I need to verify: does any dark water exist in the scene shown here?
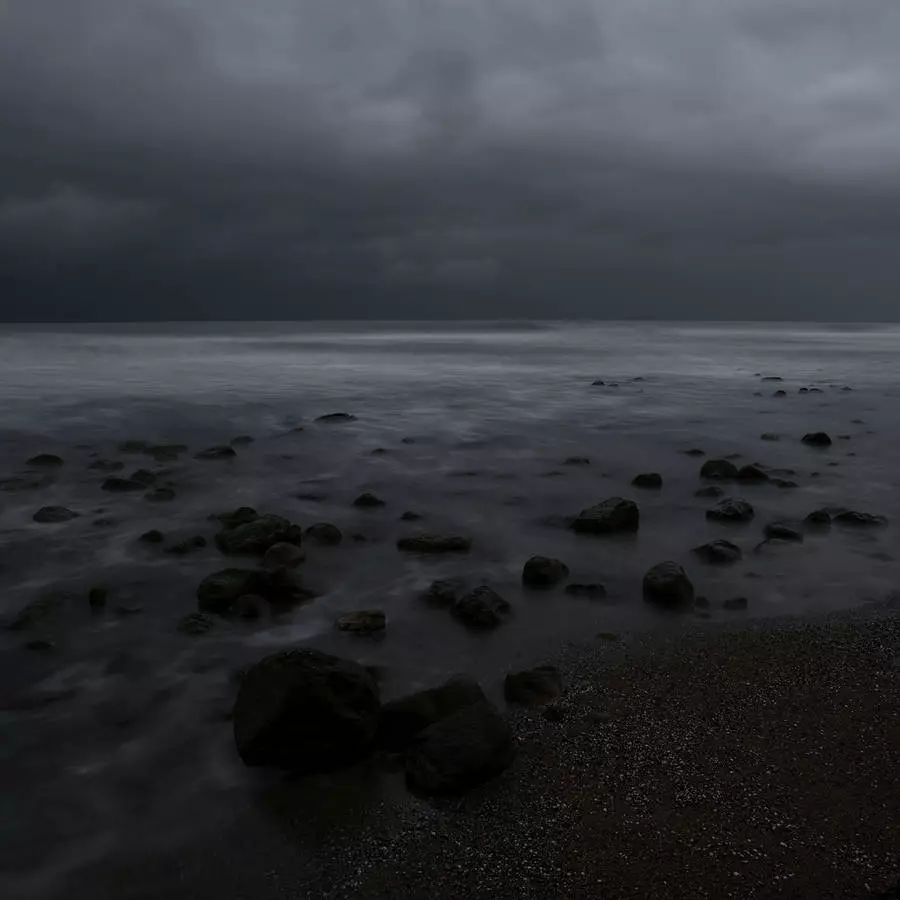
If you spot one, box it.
[0,321,897,896]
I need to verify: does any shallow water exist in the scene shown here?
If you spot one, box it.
[0,321,897,896]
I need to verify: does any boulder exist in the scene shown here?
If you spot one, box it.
[632,472,663,489]
[564,583,608,598]
[379,677,486,750]
[802,432,832,447]
[397,534,472,553]
[195,445,237,460]
[33,506,79,524]
[145,487,176,503]
[570,497,639,534]
[833,510,887,527]
[305,522,343,545]
[89,459,124,472]
[353,491,385,508]
[262,541,305,571]
[403,701,515,795]
[215,514,303,556]
[210,507,259,529]
[706,498,755,523]
[642,562,694,609]
[451,586,510,628]
[723,596,749,611]
[695,485,725,498]
[700,459,739,480]
[522,556,569,586]
[420,579,464,607]
[503,665,562,707]
[736,465,768,482]
[693,539,742,563]
[233,649,380,770]
[26,454,64,468]
[336,610,386,635]
[316,412,357,423]
[764,522,804,542]
[101,477,146,493]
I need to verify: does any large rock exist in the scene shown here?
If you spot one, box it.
[397,534,472,553]
[503,666,562,707]
[693,539,742,563]
[33,506,79,523]
[215,514,303,556]
[233,650,380,770]
[700,459,739,480]
[643,561,694,609]
[522,556,569,586]
[451,586,510,628]
[403,700,515,795]
[570,497,639,534]
[379,677,486,750]
[631,472,662,489]
[802,432,832,447]
[706,498,755,522]
[336,610,386,635]
[305,522,343,545]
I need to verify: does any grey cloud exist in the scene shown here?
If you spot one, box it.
[2,1,900,320]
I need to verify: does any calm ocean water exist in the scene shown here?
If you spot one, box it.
[1,320,898,896]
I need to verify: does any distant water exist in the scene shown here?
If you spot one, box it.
[1,321,898,898]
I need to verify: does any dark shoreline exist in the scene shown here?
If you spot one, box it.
[51,603,900,900]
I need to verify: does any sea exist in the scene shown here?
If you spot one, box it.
[0,320,898,897]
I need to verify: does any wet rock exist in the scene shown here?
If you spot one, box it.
[178,612,215,635]
[233,649,380,770]
[336,610,386,635]
[693,539,742,564]
[451,586,510,628]
[230,435,255,446]
[503,665,562,707]
[400,510,422,521]
[89,458,124,472]
[5,591,71,630]
[379,677,486,751]
[397,534,472,553]
[723,596,748,611]
[101,477,146,493]
[27,453,64,468]
[215,514,303,556]
[195,445,237,460]
[760,433,780,442]
[33,506,79,523]
[316,412,357,423]
[420,579,464,607]
[145,487,176,503]
[130,469,157,486]
[139,529,165,544]
[353,491,385,508]
[522,555,569,587]
[833,510,887,527]
[683,448,706,457]
[706,498,755,523]
[764,522,804,542]
[700,458,739,480]
[165,535,207,556]
[736,464,768,482]
[305,522,343,545]
[570,497,640,534]
[802,432,832,447]
[262,541,305,571]
[564,583,608,599]
[210,507,259,529]
[642,561,694,609]
[234,594,268,620]
[631,472,662,489]
[404,700,515,796]
[564,456,591,466]
[695,485,725,499]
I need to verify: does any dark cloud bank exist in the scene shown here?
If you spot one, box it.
[2,0,900,321]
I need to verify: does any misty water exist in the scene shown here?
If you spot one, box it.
[1,321,898,896]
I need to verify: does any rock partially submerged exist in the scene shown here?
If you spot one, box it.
[215,514,303,556]
[631,472,662,489]
[570,497,639,534]
[805,509,832,527]
[210,507,258,529]
[833,510,887,527]
[195,445,237,460]
[522,556,569,586]
[404,700,515,796]
[165,535,206,556]
[144,487,176,503]
[723,596,749,611]
[736,465,768,482]
[196,568,313,614]
[802,432,832,447]
[178,612,215,635]
[305,522,343,545]
[33,506,79,524]
[695,485,725,499]
[643,562,694,609]
[706,498,755,523]
[262,542,305,571]
[693,539,742,564]
[89,458,124,472]
[451,586,510,628]
[336,610,386,635]
[700,459,739,480]
[101,477,146,493]
[397,534,472,553]
[316,412,357,423]
[233,649,380,770]
[420,579,464,607]
[564,583,608,599]
[353,491,385,508]
[5,591,72,630]
[139,529,165,544]
[27,454,64,469]
[503,666,562,707]
[764,522,804,542]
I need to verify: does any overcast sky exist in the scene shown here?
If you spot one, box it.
[2,0,900,321]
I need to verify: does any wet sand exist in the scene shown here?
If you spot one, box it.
[56,606,900,900]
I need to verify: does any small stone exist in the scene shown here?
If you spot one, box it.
[89,587,107,611]
[591,379,605,385]
[262,542,305,570]
[210,507,258,529]
[564,583,608,599]
[145,487,176,503]
[316,412,357,423]
[230,435,255,446]
[27,454,64,468]
[102,477,146,493]
[833,510,887,527]
[400,510,422,521]
[760,376,783,382]
[683,448,706,457]
[400,437,416,444]
[764,522,804,542]
[195,445,237,460]
[693,539,742,563]
[165,535,207,556]
[420,579,464,607]
[139,529,165,544]
[6,592,71,630]
[522,555,569,587]
[694,595,709,609]
[305,522,343,545]
[802,432,832,447]
[451,586,510,628]
[570,497,640,534]
[695,485,725,498]
[216,514,303,556]
[564,456,591,466]
[631,472,662,489]
[24,638,56,652]
[397,534,472,553]
[773,390,786,397]
[336,610,386,635]
[706,498,755,523]
[736,465,768,482]
[723,596,748,611]
[353,491,385,508]
[130,469,157,486]
[178,612,215,635]
[118,440,152,454]
[760,433,780,441]
[33,506,79,523]
[504,665,562,707]
[643,561,694,609]
[89,459,124,472]
[700,459,739,480]
[771,478,798,489]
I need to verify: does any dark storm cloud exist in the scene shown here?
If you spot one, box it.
[2,0,900,320]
